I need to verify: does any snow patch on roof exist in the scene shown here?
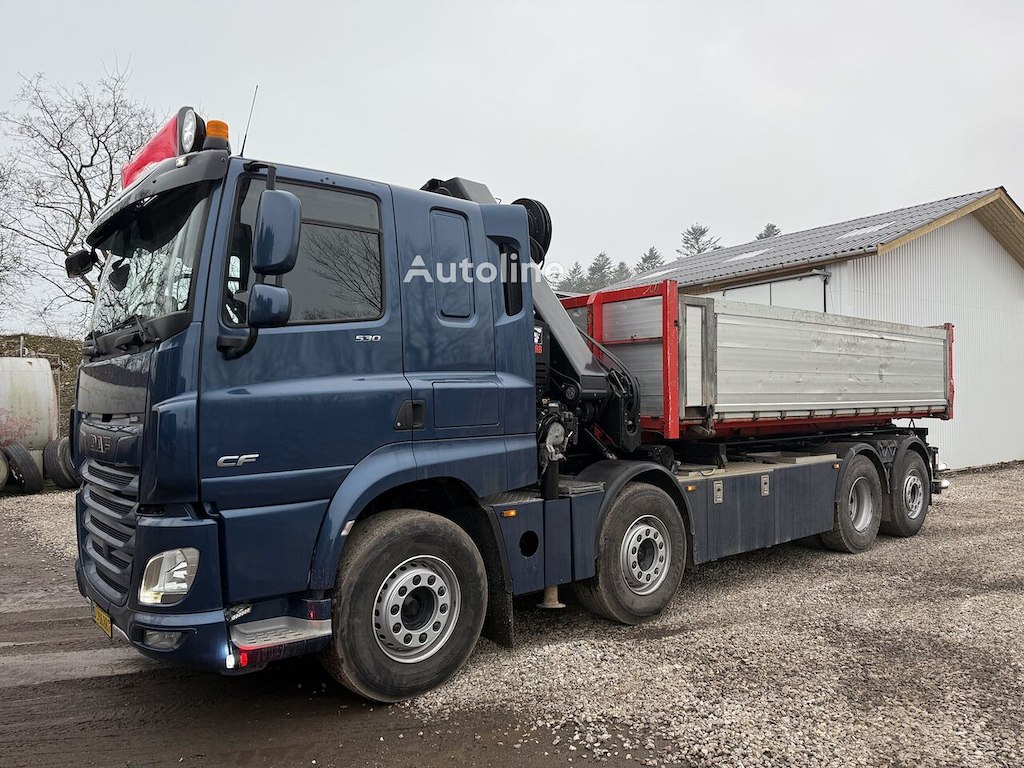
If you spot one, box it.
[836,221,895,240]
[724,247,772,263]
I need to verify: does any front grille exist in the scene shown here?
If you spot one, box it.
[80,459,139,605]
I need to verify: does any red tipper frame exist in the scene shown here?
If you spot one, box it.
[944,322,955,421]
[561,284,955,441]
[560,280,680,439]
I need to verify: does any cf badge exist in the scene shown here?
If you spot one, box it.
[217,453,259,468]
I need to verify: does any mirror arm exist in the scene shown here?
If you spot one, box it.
[242,161,277,190]
[217,328,258,359]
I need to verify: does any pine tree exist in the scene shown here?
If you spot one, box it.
[610,261,632,285]
[584,252,613,292]
[677,223,720,256]
[635,246,664,274]
[557,261,586,292]
[756,223,782,240]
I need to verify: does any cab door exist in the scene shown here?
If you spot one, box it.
[392,188,501,444]
[198,169,409,515]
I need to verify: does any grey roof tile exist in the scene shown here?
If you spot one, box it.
[611,189,997,290]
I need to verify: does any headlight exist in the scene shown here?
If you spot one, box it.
[179,109,198,153]
[139,548,200,606]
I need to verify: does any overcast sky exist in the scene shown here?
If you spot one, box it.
[3,0,1024,329]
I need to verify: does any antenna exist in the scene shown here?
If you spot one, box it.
[240,84,259,156]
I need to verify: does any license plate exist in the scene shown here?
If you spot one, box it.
[93,602,112,639]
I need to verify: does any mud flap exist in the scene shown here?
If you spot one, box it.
[482,584,515,648]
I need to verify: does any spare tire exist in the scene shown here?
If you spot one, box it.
[2,443,45,494]
[44,438,79,489]
[0,452,9,491]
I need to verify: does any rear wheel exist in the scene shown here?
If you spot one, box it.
[2,443,44,494]
[881,451,930,538]
[821,455,882,553]
[0,452,8,490]
[576,482,686,624]
[320,509,486,702]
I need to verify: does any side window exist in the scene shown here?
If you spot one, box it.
[429,210,474,320]
[224,178,384,326]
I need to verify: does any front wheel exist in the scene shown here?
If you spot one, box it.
[320,509,486,703]
[575,482,686,625]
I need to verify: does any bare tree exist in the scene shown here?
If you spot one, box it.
[0,161,24,321]
[0,70,157,330]
[303,226,383,321]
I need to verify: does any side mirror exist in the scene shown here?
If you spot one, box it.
[253,190,301,275]
[247,283,291,328]
[66,248,98,278]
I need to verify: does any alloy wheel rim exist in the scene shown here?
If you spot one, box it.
[619,515,671,596]
[373,555,460,664]
[904,473,924,519]
[849,477,874,532]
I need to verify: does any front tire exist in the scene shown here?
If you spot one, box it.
[320,509,486,703]
[880,451,930,537]
[821,455,882,553]
[575,482,686,625]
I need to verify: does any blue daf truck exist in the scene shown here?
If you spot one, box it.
[66,107,952,702]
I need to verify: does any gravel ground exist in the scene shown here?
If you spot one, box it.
[2,467,1021,767]
[0,488,76,558]
[405,465,1024,767]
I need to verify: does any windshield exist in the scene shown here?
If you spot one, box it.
[90,184,211,336]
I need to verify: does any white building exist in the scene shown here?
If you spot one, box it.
[618,188,1024,468]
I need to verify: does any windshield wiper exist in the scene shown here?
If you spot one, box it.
[82,329,102,360]
[109,314,159,352]
[87,311,190,359]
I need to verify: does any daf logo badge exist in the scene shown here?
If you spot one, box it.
[88,434,112,453]
[217,453,259,468]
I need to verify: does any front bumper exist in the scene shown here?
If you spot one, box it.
[76,557,237,669]
[76,497,332,673]
[75,502,240,672]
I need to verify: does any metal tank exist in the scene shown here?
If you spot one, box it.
[0,358,59,453]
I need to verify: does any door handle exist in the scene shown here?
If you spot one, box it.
[394,400,425,430]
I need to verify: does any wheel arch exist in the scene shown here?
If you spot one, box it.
[824,442,890,500]
[576,460,695,570]
[309,443,514,647]
[893,435,932,483]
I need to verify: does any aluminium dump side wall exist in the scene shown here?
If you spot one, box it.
[711,299,948,420]
[588,286,951,430]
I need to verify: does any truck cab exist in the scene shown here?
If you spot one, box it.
[71,107,611,699]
